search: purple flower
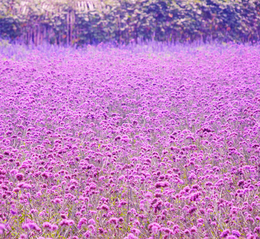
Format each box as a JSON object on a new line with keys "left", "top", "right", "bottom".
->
{"left": 226, "top": 236, "right": 237, "bottom": 239}
{"left": 78, "top": 217, "right": 88, "bottom": 229}
{"left": 125, "top": 233, "right": 138, "bottom": 239}
{"left": 184, "top": 229, "right": 191, "bottom": 235}
{"left": 53, "top": 198, "right": 62, "bottom": 204}
{"left": 161, "top": 227, "right": 173, "bottom": 234}
{"left": 220, "top": 229, "right": 230, "bottom": 238}
{"left": 22, "top": 223, "right": 30, "bottom": 231}
{"left": 188, "top": 173, "right": 196, "bottom": 181}
{"left": 52, "top": 224, "right": 58, "bottom": 231}
{"left": 108, "top": 217, "right": 118, "bottom": 225}
{"left": 232, "top": 230, "right": 241, "bottom": 238}
{"left": 115, "top": 135, "right": 121, "bottom": 141}
{"left": 60, "top": 220, "right": 69, "bottom": 227}
{"left": 43, "top": 222, "right": 52, "bottom": 230}
{"left": 10, "top": 209, "right": 17, "bottom": 215}
{"left": 67, "top": 220, "right": 75, "bottom": 226}
{"left": 0, "top": 224, "right": 5, "bottom": 234}
{"left": 28, "top": 223, "right": 41, "bottom": 232}
{"left": 131, "top": 227, "right": 141, "bottom": 235}
{"left": 190, "top": 226, "right": 197, "bottom": 233}
{"left": 19, "top": 234, "right": 27, "bottom": 239}
{"left": 151, "top": 226, "right": 159, "bottom": 234}
{"left": 22, "top": 223, "right": 41, "bottom": 232}
{"left": 100, "top": 204, "right": 109, "bottom": 211}
{"left": 88, "top": 218, "right": 96, "bottom": 225}
{"left": 200, "top": 209, "right": 205, "bottom": 215}
{"left": 119, "top": 200, "right": 127, "bottom": 207}
{"left": 188, "top": 206, "right": 197, "bottom": 214}
{"left": 254, "top": 227, "right": 260, "bottom": 234}
{"left": 16, "top": 173, "right": 24, "bottom": 181}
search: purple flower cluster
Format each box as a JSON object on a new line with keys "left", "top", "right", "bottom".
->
{"left": 0, "top": 43, "right": 260, "bottom": 238}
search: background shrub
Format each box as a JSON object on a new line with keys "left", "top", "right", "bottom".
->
{"left": 0, "top": 0, "right": 260, "bottom": 45}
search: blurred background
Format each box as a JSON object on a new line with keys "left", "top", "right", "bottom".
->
{"left": 0, "top": 0, "right": 260, "bottom": 47}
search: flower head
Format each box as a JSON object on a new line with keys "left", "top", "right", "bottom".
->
{"left": 220, "top": 229, "right": 230, "bottom": 238}
{"left": 16, "top": 173, "right": 24, "bottom": 181}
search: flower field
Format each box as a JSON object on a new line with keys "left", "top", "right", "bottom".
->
{"left": 0, "top": 42, "right": 260, "bottom": 239}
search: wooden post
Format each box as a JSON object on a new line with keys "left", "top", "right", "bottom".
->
{"left": 37, "top": 24, "right": 40, "bottom": 46}
{"left": 70, "top": 10, "right": 74, "bottom": 45}
{"left": 29, "top": 28, "right": 31, "bottom": 45}
{"left": 39, "top": 25, "right": 42, "bottom": 45}
{"left": 43, "top": 25, "right": 46, "bottom": 44}
{"left": 67, "top": 11, "right": 70, "bottom": 46}
{"left": 35, "top": 25, "right": 37, "bottom": 46}
{"left": 48, "top": 27, "right": 50, "bottom": 45}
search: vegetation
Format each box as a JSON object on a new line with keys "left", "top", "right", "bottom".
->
{"left": 0, "top": 0, "right": 260, "bottom": 45}
{"left": 0, "top": 42, "right": 260, "bottom": 238}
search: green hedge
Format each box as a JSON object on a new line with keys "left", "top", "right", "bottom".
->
{"left": 0, "top": 0, "right": 260, "bottom": 45}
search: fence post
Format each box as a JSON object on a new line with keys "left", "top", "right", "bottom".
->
{"left": 70, "top": 10, "right": 74, "bottom": 45}
{"left": 43, "top": 25, "right": 46, "bottom": 44}
{"left": 67, "top": 11, "right": 70, "bottom": 46}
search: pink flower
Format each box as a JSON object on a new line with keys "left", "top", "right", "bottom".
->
{"left": 184, "top": 229, "right": 191, "bottom": 235}
{"left": 67, "top": 220, "right": 75, "bottom": 226}
{"left": 0, "top": 224, "right": 5, "bottom": 234}
{"left": 43, "top": 222, "right": 52, "bottom": 230}
{"left": 161, "top": 227, "right": 173, "bottom": 234}
{"left": 60, "top": 220, "right": 69, "bottom": 227}
{"left": 13, "top": 187, "right": 20, "bottom": 193}
{"left": 220, "top": 229, "right": 230, "bottom": 238}
{"left": 16, "top": 173, "right": 24, "bottom": 181}
{"left": 190, "top": 226, "right": 197, "bottom": 233}
{"left": 88, "top": 224, "right": 96, "bottom": 233}
{"left": 19, "top": 234, "right": 27, "bottom": 239}
{"left": 131, "top": 227, "right": 141, "bottom": 235}
{"left": 88, "top": 218, "right": 96, "bottom": 225}
{"left": 232, "top": 230, "right": 241, "bottom": 238}
{"left": 78, "top": 217, "right": 88, "bottom": 229}
{"left": 22, "top": 223, "right": 30, "bottom": 231}
{"left": 108, "top": 217, "right": 118, "bottom": 225}
{"left": 188, "top": 206, "right": 197, "bottom": 214}
{"left": 125, "top": 233, "right": 138, "bottom": 239}
{"left": 52, "top": 224, "right": 58, "bottom": 231}
{"left": 22, "top": 223, "right": 41, "bottom": 232}
{"left": 119, "top": 200, "right": 127, "bottom": 207}
{"left": 84, "top": 231, "right": 91, "bottom": 238}
{"left": 188, "top": 173, "right": 196, "bottom": 181}
{"left": 53, "top": 198, "right": 62, "bottom": 204}
{"left": 148, "top": 222, "right": 161, "bottom": 234}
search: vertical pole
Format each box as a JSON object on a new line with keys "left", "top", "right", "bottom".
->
{"left": 40, "top": 25, "right": 42, "bottom": 45}
{"left": 37, "top": 25, "right": 39, "bottom": 46}
{"left": 70, "top": 11, "right": 73, "bottom": 45}
{"left": 29, "top": 27, "right": 31, "bottom": 45}
{"left": 35, "top": 25, "right": 37, "bottom": 46}
{"left": 44, "top": 25, "right": 46, "bottom": 44}
{"left": 67, "top": 11, "right": 69, "bottom": 46}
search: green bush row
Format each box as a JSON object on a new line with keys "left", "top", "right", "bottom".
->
{"left": 0, "top": 0, "right": 260, "bottom": 45}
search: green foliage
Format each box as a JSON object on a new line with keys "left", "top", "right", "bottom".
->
{"left": 0, "top": 0, "right": 260, "bottom": 44}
